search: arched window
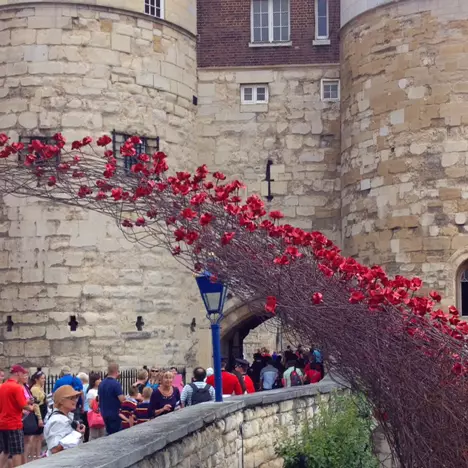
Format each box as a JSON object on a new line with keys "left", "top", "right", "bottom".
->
{"left": 458, "top": 264, "right": 468, "bottom": 316}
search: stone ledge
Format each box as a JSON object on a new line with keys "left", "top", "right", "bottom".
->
{"left": 28, "top": 375, "right": 344, "bottom": 468}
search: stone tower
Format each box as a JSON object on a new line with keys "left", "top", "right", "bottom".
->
{"left": 0, "top": 0, "right": 211, "bottom": 372}
{"left": 340, "top": 0, "right": 468, "bottom": 314}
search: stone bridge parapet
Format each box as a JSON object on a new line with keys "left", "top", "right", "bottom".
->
{"left": 29, "top": 377, "right": 346, "bottom": 468}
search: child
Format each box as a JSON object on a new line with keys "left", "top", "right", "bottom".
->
{"left": 135, "top": 387, "right": 153, "bottom": 425}
{"left": 119, "top": 386, "right": 139, "bottom": 429}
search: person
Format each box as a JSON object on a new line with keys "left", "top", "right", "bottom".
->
{"left": 0, "top": 365, "right": 34, "bottom": 468}
{"left": 148, "top": 370, "right": 181, "bottom": 418}
{"left": 170, "top": 367, "right": 184, "bottom": 394}
{"left": 86, "top": 373, "right": 104, "bottom": 441}
{"left": 85, "top": 373, "right": 101, "bottom": 413}
{"left": 234, "top": 359, "right": 255, "bottom": 394}
{"left": 132, "top": 369, "right": 148, "bottom": 396}
{"left": 98, "top": 363, "right": 125, "bottom": 435}
{"left": 273, "top": 354, "right": 285, "bottom": 386}
{"left": 29, "top": 370, "right": 47, "bottom": 460}
{"left": 119, "top": 386, "right": 139, "bottom": 429}
{"left": 77, "top": 372, "right": 89, "bottom": 443}
{"left": 249, "top": 354, "right": 265, "bottom": 391}
{"left": 260, "top": 359, "right": 279, "bottom": 391}
{"left": 205, "top": 367, "right": 214, "bottom": 382}
{"left": 206, "top": 358, "right": 243, "bottom": 397}
{"left": 135, "top": 387, "right": 153, "bottom": 425}
{"left": 0, "top": 368, "right": 5, "bottom": 387}
{"left": 21, "top": 369, "right": 37, "bottom": 464}
{"left": 304, "top": 365, "right": 321, "bottom": 384}
{"left": 283, "top": 360, "right": 304, "bottom": 387}
{"left": 145, "top": 367, "right": 160, "bottom": 391}
{"left": 284, "top": 346, "right": 295, "bottom": 363}
{"left": 44, "top": 385, "right": 85, "bottom": 456}
{"left": 52, "top": 366, "right": 83, "bottom": 393}
{"left": 181, "top": 367, "right": 215, "bottom": 407}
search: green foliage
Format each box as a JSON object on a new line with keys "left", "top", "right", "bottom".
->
{"left": 276, "top": 393, "right": 379, "bottom": 468}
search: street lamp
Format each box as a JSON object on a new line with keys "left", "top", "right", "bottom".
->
{"left": 195, "top": 270, "right": 228, "bottom": 402}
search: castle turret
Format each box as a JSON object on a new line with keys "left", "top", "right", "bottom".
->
{"left": 340, "top": 0, "right": 468, "bottom": 314}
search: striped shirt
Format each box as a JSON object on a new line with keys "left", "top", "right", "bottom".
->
{"left": 120, "top": 398, "right": 137, "bottom": 429}
{"left": 135, "top": 401, "right": 151, "bottom": 424}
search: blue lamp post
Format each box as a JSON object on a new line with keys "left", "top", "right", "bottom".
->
{"left": 195, "top": 271, "right": 228, "bottom": 402}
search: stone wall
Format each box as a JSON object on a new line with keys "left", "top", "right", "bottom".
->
{"left": 29, "top": 377, "right": 352, "bottom": 468}
{"left": 0, "top": 3, "right": 209, "bottom": 372}
{"left": 340, "top": 0, "right": 468, "bottom": 308}
{"left": 0, "top": 0, "right": 197, "bottom": 34}
{"left": 197, "top": 66, "right": 341, "bottom": 243}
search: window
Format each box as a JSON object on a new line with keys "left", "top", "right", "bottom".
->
{"left": 321, "top": 79, "right": 340, "bottom": 101}
{"left": 241, "top": 85, "right": 269, "bottom": 104}
{"left": 145, "top": 0, "right": 164, "bottom": 19}
{"left": 112, "top": 131, "right": 160, "bottom": 174}
{"left": 251, "top": 0, "right": 290, "bottom": 44}
{"left": 315, "top": 0, "right": 329, "bottom": 39}
{"left": 18, "top": 135, "right": 61, "bottom": 167}
{"left": 459, "top": 266, "right": 468, "bottom": 317}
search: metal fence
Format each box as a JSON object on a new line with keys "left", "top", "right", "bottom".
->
{"left": 44, "top": 367, "right": 186, "bottom": 395}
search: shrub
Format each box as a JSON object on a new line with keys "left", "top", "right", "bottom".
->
{"left": 276, "top": 392, "right": 379, "bottom": 468}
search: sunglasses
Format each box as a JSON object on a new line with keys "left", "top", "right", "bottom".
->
{"left": 151, "top": 369, "right": 159, "bottom": 372}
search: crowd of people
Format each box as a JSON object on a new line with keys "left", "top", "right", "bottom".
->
{"left": 0, "top": 345, "right": 322, "bottom": 466}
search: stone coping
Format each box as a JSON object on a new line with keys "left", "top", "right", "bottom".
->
{"left": 0, "top": 1, "right": 196, "bottom": 40}
{"left": 29, "top": 376, "right": 345, "bottom": 468}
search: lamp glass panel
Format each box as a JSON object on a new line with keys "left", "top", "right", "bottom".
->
{"left": 204, "top": 292, "right": 221, "bottom": 313}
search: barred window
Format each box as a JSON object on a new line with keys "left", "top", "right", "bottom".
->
{"left": 315, "top": 0, "right": 329, "bottom": 39}
{"left": 18, "top": 135, "right": 61, "bottom": 167}
{"left": 111, "top": 131, "right": 160, "bottom": 174}
{"left": 321, "top": 79, "right": 340, "bottom": 102}
{"left": 145, "top": 0, "right": 164, "bottom": 19}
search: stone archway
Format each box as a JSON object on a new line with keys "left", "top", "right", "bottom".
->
{"left": 220, "top": 299, "right": 281, "bottom": 368}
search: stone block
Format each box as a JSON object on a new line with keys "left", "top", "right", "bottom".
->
{"left": 390, "top": 109, "right": 405, "bottom": 125}
{"left": 37, "top": 29, "right": 62, "bottom": 45}
{"left": 23, "top": 44, "right": 48, "bottom": 62}
{"left": 0, "top": 114, "right": 17, "bottom": 129}
{"left": 291, "top": 122, "right": 311, "bottom": 134}
{"left": 44, "top": 267, "right": 69, "bottom": 284}
{"left": 445, "top": 140, "right": 468, "bottom": 152}
{"left": 235, "top": 70, "right": 274, "bottom": 84}
{"left": 18, "top": 112, "right": 38, "bottom": 129}
{"left": 111, "top": 33, "right": 131, "bottom": 53}
{"left": 423, "top": 237, "right": 450, "bottom": 251}
{"left": 4, "top": 340, "right": 25, "bottom": 357}
{"left": 439, "top": 187, "right": 461, "bottom": 200}
{"left": 28, "top": 16, "right": 56, "bottom": 29}
{"left": 11, "top": 29, "right": 36, "bottom": 45}
{"left": 25, "top": 340, "right": 50, "bottom": 357}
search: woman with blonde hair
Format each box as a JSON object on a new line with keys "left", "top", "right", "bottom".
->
{"left": 148, "top": 370, "right": 180, "bottom": 418}
{"left": 145, "top": 367, "right": 160, "bottom": 391}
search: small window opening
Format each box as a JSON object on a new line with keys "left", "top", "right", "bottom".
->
{"left": 68, "top": 315, "right": 78, "bottom": 332}
{"left": 6, "top": 315, "right": 14, "bottom": 332}
{"left": 136, "top": 316, "right": 145, "bottom": 331}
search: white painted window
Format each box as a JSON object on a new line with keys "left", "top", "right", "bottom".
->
{"left": 241, "top": 85, "right": 269, "bottom": 104}
{"left": 145, "top": 0, "right": 164, "bottom": 19}
{"left": 315, "top": 0, "right": 329, "bottom": 39}
{"left": 321, "top": 79, "right": 340, "bottom": 101}
{"left": 251, "top": 0, "right": 290, "bottom": 43}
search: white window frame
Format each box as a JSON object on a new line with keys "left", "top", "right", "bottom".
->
{"left": 250, "top": 0, "right": 291, "bottom": 44}
{"left": 312, "top": 0, "right": 330, "bottom": 45}
{"left": 241, "top": 84, "right": 269, "bottom": 105}
{"left": 145, "top": 0, "right": 164, "bottom": 19}
{"left": 321, "top": 79, "right": 340, "bottom": 102}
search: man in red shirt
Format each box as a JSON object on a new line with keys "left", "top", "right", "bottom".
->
{"left": 234, "top": 359, "right": 256, "bottom": 394}
{"left": 0, "top": 365, "right": 34, "bottom": 467}
{"left": 206, "top": 359, "right": 243, "bottom": 396}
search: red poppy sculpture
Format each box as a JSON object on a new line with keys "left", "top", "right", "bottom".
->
{"left": 0, "top": 133, "right": 467, "bottom": 467}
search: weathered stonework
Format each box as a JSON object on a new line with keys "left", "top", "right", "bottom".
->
{"left": 197, "top": 66, "right": 341, "bottom": 243}
{"left": 0, "top": 3, "right": 207, "bottom": 372}
{"left": 340, "top": 0, "right": 468, "bottom": 308}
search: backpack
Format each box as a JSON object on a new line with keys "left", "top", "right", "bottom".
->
{"left": 290, "top": 369, "right": 302, "bottom": 387}
{"left": 190, "top": 383, "right": 212, "bottom": 405}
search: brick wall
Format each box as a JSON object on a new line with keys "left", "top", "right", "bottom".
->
{"left": 197, "top": 0, "right": 340, "bottom": 67}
